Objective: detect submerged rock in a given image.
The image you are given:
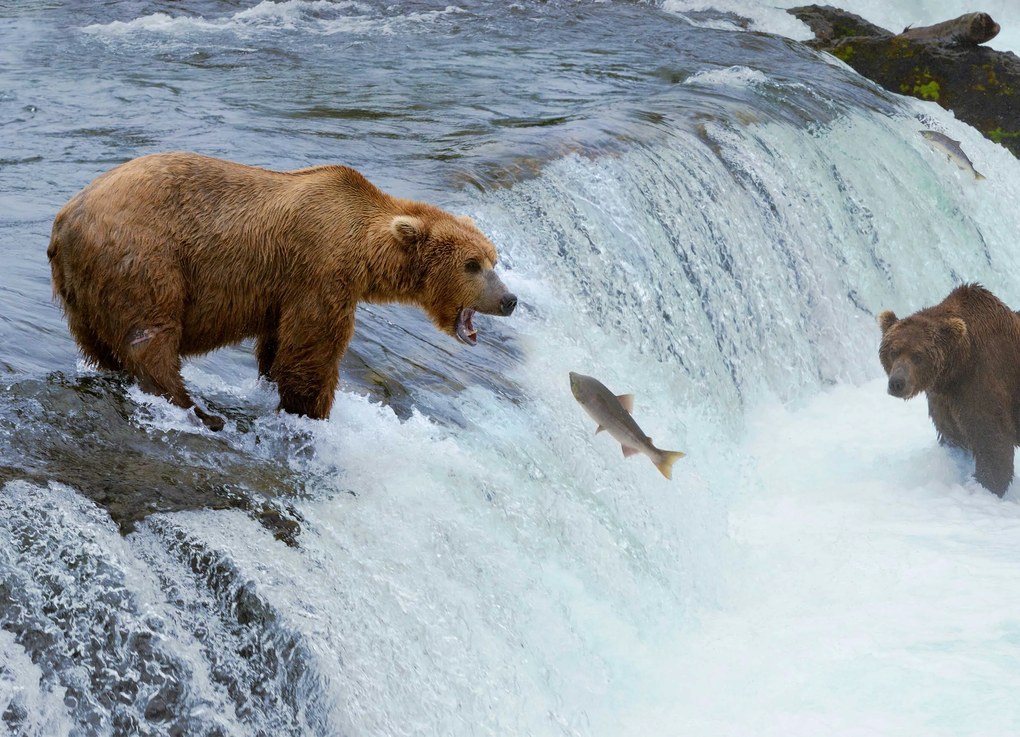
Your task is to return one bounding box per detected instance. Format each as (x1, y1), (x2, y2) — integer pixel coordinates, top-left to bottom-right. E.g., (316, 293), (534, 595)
(788, 6), (1020, 157)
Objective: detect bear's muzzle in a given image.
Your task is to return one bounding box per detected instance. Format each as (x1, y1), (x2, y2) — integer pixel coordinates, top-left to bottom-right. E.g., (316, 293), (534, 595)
(475, 270), (517, 317)
(886, 363), (914, 398)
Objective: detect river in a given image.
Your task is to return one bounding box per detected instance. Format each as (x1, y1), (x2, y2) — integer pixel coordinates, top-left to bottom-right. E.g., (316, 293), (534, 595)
(2, 2), (1020, 735)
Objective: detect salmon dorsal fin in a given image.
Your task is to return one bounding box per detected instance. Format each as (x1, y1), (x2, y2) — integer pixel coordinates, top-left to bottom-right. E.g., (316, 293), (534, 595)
(616, 394), (635, 413)
(622, 445), (640, 458)
(595, 425), (606, 435)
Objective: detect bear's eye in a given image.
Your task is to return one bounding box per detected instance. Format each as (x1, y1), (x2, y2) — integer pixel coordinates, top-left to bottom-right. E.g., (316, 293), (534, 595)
(465, 259), (481, 274)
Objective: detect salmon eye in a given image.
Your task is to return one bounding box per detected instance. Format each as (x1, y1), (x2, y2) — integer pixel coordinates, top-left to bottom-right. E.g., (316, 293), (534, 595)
(465, 259), (481, 274)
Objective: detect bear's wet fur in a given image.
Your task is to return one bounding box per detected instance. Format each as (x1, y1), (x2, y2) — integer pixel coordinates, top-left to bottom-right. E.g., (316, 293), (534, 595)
(48, 152), (517, 429)
(878, 283), (1020, 497)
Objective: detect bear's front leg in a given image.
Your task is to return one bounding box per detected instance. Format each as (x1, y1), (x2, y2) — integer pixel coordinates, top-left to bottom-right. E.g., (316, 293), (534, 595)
(272, 307), (354, 420)
(969, 420), (1014, 497)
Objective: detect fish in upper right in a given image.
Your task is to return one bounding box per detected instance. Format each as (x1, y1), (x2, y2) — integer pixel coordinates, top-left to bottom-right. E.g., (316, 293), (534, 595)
(569, 371), (685, 480)
(920, 130), (986, 180)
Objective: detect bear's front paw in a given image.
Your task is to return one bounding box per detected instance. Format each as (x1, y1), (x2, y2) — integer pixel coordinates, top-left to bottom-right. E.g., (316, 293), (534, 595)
(195, 408), (226, 432)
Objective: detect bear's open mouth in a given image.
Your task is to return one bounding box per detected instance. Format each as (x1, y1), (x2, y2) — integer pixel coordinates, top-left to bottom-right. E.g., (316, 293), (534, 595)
(455, 308), (477, 346)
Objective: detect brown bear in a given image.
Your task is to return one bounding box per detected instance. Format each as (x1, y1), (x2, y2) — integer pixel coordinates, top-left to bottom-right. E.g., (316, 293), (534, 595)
(48, 152), (518, 430)
(878, 283), (1020, 497)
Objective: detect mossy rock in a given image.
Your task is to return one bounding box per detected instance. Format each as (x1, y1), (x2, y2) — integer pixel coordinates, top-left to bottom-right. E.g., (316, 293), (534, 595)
(789, 5), (1020, 158)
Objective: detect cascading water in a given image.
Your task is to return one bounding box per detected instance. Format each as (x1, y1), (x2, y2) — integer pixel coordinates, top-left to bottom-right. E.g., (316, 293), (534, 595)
(3, 2), (1020, 736)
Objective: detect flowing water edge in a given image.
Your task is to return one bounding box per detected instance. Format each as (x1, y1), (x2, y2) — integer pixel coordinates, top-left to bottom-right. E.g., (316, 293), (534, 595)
(2, 1), (1020, 735)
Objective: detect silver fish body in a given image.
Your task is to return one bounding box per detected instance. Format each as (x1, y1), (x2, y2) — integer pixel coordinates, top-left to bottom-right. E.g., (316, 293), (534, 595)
(921, 130), (985, 179)
(569, 371), (685, 480)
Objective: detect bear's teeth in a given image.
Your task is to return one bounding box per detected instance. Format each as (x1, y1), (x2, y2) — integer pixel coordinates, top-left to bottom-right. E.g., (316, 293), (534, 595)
(456, 308), (478, 345)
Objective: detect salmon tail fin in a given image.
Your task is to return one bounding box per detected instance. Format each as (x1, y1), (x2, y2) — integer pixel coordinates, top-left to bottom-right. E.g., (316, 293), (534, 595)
(655, 450), (686, 480)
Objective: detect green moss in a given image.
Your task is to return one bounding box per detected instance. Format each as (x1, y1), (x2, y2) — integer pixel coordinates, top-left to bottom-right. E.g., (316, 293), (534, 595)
(833, 44), (854, 62)
(888, 37), (916, 58)
(980, 64), (1014, 95)
(987, 128), (1020, 143)
(913, 80), (940, 100)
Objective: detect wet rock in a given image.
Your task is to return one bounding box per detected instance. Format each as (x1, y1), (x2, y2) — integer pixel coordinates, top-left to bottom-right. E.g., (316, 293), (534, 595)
(0, 373), (304, 545)
(788, 5), (890, 44)
(788, 6), (1020, 157)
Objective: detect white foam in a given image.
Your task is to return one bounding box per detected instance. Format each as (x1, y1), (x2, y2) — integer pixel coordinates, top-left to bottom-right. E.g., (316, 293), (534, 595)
(684, 65), (771, 88)
(0, 482), (250, 735)
(621, 380), (1020, 736)
(661, 0), (814, 39)
(156, 353), (1020, 734)
(82, 1), (466, 40)
(0, 629), (72, 737)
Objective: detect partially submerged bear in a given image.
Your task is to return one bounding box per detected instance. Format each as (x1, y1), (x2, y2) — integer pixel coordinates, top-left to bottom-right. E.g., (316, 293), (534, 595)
(48, 152), (518, 430)
(878, 283), (1020, 497)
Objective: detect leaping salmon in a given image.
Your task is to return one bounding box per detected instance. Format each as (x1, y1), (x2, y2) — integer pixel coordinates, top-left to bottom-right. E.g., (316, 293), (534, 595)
(569, 371), (685, 480)
(920, 130), (985, 180)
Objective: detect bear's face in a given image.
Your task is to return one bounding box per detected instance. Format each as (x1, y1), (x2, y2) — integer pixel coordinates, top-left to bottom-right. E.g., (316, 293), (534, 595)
(878, 310), (968, 399)
(392, 214), (517, 346)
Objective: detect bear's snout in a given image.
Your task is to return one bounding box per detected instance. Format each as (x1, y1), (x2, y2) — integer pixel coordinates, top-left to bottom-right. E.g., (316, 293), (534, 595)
(474, 270), (517, 317)
(887, 364), (913, 398)
(500, 293), (518, 316)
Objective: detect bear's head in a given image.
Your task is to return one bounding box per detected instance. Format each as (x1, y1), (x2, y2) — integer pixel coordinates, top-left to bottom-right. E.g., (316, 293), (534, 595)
(390, 213), (517, 346)
(877, 309), (969, 399)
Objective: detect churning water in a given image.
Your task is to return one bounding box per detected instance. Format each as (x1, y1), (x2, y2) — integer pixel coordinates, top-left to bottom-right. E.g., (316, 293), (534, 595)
(3, 1), (1020, 735)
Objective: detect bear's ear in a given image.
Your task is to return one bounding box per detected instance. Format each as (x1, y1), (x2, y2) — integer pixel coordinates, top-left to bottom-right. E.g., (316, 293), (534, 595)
(878, 310), (898, 334)
(943, 316), (967, 341)
(391, 216), (426, 246)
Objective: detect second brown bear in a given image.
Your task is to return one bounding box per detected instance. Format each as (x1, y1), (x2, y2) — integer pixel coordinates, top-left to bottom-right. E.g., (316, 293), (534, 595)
(878, 283), (1020, 497)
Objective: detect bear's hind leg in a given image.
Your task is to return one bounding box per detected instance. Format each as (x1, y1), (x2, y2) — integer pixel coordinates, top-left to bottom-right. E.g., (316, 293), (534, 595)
(124, 326), (226, 431)
(66, 314), (123, 372)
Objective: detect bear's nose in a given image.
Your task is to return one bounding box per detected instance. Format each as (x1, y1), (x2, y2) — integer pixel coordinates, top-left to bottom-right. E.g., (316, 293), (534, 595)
(500, 293), (518, 316)
(887, 364), (911, 397)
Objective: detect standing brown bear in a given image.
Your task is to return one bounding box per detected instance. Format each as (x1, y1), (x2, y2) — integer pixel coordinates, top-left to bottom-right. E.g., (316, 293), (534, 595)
(48, 152), (518, 430)
(878, 283), (1020, 497)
